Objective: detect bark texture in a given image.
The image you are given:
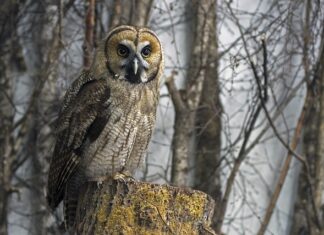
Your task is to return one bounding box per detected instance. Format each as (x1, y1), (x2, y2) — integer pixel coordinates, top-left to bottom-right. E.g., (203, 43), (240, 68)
(290, 49), (324, 235)
(169, 0), (220, 188)
(109, 0), (153, 28)
(75, 179), (217, 235)
(0, 1), (25, 233)
(290, 1), (324, 234)
(83, 0), (96, 68)
(193, 0), (222, 228)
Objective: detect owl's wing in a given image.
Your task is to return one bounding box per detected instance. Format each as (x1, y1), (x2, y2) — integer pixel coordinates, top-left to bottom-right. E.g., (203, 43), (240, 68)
(61, 70), (96, 113)
(47, 76), (110, 209)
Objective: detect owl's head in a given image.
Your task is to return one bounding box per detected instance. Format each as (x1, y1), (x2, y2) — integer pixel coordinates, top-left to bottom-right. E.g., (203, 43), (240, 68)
(92, 25), (164, 84)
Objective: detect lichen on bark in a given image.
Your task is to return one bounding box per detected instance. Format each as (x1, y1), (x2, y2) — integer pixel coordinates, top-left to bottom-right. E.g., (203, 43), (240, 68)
(75, 179), (217, 235)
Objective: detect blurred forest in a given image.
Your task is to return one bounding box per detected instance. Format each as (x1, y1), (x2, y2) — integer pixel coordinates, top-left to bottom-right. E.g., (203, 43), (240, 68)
(0, 0), (323, 234)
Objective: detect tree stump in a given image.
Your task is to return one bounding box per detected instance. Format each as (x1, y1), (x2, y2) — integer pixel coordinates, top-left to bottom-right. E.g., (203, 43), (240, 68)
(75, 179), (217, 234)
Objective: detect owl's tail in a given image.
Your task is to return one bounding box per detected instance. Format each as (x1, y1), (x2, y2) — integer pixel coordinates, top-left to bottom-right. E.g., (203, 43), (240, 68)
(46, 188), (63, 210)
(64, 173), (83, 232)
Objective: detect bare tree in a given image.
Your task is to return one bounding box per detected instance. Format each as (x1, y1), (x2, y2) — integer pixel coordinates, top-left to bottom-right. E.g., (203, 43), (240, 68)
(1, 0), (324, 234)
(290, 1), (324, 234)
(167, 0), (221, 190)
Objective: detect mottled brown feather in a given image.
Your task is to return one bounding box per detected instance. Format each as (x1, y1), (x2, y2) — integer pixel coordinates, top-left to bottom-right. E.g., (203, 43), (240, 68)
(46, 25), (164, 230)
(47, 78), (110, 208)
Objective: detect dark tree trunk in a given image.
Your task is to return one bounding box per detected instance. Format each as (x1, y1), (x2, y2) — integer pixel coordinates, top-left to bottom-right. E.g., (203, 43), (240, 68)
(290, 1), (324, 234)
(0, 1), (23, 233)
(193, 1), (222, 229)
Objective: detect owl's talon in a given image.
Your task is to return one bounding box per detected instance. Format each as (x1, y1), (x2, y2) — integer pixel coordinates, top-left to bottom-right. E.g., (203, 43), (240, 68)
(97, 181), (103, 188)
(113, 172), (135, 183)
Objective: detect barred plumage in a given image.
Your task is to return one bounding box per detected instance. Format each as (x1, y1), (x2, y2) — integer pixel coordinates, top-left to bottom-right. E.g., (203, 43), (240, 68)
(46, 25), (164, 230)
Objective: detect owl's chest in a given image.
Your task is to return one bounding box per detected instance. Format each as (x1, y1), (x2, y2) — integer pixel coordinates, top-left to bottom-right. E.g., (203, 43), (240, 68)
(81, 94), (156, 177)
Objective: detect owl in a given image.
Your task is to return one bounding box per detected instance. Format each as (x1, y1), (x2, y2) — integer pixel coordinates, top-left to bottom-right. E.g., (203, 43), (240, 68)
(47, 25), (164, 230)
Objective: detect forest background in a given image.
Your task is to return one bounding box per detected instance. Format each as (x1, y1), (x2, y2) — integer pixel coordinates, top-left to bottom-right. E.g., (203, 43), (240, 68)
(0, 0), (323, 234)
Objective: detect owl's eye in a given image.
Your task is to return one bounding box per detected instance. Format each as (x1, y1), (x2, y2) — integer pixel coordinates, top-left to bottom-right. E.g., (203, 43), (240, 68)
(117, 45), (129, 57)
(141, 45), (151, 58)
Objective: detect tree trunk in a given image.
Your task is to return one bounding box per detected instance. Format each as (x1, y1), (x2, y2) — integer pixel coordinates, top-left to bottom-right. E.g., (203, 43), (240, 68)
(290, 1), (324, 234)
(0, 1), (23, 233)
(109, 0), (153, 28)
(193, 0), (222, 229)
(313, 26), (324, 234)
(168, 0), (220, 189)
(75, 179), (217, 235)
(0, 56), (12, 235)
(171, 109), (195, 186)
(84, 0), (96, 68)
(131, 0), (153, 26)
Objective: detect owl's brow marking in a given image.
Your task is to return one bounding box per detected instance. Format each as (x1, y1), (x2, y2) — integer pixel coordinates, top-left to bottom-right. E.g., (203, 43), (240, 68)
(140, 30), (162, 52)
(119, 39), (134, 49)
(104, 28), (135, 56)
(138, 41), (150, 51)
(141, 30), (159, 40)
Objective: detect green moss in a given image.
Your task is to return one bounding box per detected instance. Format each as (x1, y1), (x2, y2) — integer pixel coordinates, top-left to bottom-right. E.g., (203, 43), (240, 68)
(92, 182), (211, 234)
(96, 194), (110, 223)
(106, 198), (136, 233)
(175, 192), (205, 219)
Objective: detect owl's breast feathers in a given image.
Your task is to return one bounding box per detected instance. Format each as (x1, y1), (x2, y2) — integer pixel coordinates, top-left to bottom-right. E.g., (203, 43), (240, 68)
(47, 73), (159, 209)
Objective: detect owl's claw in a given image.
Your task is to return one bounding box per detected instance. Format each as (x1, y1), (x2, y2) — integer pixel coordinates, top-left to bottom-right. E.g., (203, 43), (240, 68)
(113, 171), (135, 183)
(97, 180), (103, 188)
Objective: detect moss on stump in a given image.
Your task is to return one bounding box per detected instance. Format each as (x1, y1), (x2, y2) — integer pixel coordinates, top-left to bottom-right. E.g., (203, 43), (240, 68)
(75, 179), (217, 235)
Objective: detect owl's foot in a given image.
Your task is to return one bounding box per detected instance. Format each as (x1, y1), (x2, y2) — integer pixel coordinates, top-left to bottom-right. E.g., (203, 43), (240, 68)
(96, 178), (106, 188)
(113, 171), (135, 183)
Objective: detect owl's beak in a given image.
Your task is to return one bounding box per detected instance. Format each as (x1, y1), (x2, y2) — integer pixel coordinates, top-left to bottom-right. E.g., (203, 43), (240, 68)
(125, 57), (144, 83)
(133, 58), (139, 75)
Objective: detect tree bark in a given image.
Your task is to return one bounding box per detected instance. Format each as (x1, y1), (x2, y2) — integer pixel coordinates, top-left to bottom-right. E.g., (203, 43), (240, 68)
(109, 0), (153, 28)
(193, 0), (222, 229)
(290, 1), (324, 234)
(0, 64), (12, 234)
(84, 0), (96, 68)
(171, 107), (195, 187)
(131, 0), (153, 26)
(168, 0), (220, 188)
(75, 179), (217, 235)
(0, 1), (23, 233)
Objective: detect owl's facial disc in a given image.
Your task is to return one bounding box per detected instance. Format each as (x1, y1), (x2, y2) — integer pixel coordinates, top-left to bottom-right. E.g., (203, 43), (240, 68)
(118, 40), (151, 84)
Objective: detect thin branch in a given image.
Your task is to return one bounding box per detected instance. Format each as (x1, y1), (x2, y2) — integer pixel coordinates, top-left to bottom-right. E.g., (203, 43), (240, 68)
(254, 38), (306, 164)
(256, 90), (309, 235)
(216, 100), (262, 232)
(216, 2), (264, 232)
(257, 1), (321, 232)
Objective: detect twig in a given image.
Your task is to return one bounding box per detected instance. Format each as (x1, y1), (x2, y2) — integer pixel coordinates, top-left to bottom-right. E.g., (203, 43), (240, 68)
(256, 17), (320, 233)
(257, 0), (324, 232)
(215, 3), (264, 232)
(216, 100), (262, 232)
(254, 38), (306, 164)
(256, 91), (308, 235)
